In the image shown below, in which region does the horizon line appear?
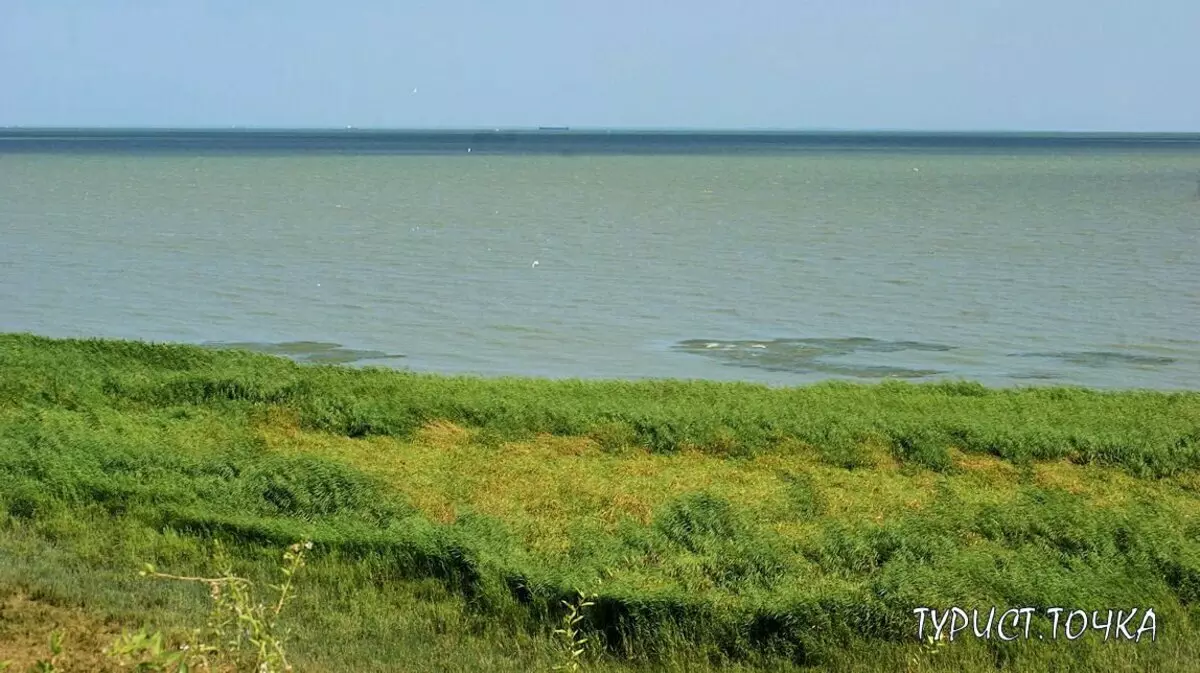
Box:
[4,126,1200,136]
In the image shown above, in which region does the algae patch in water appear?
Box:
[1011,350,1177,368]
[202,341,405,365]
[672,337,951,378]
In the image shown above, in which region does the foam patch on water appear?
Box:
[203,341,405,365]
[672,337,951,378]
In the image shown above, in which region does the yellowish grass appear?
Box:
[253,418,1198,555]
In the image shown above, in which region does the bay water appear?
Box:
[2,137,1197,389]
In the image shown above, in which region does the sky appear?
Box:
[2,1,1198,131]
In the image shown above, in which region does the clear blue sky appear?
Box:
[3,1,1197,131]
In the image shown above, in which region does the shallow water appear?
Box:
[2,146,1198,389]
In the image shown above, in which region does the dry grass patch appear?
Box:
[252,413,1200,567]
[255,417,960,549]
[0,593,124,673]
[952,450,1019,479]
[416,420,473,449]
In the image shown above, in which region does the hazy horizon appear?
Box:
[4,127,1200,134]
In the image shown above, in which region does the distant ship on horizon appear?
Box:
[538,126,570,131]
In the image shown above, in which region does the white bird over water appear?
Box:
[531,260,539,268]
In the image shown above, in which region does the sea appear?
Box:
[2,129,1198,389]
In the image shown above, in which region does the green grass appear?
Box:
[1,332,1199,671]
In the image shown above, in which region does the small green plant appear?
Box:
[109,540,312,673]
[29,630,64,673]
[107,627,208,673]
[552,589,597,672]
[907,633,948,671]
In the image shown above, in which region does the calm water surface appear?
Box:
[2,149,1198,388]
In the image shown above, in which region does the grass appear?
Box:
[1,332,1199,671]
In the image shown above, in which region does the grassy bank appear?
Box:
[1,333,1199,671]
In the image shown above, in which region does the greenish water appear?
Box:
[2,151,1198,388]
